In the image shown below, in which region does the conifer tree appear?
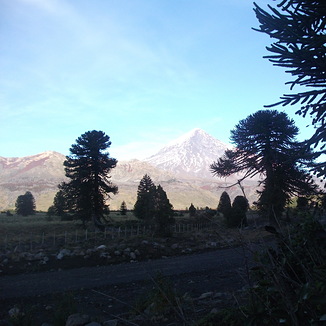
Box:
[188,203,197,217]
[253,0,326,179]
[217,191,232,217]
[134,174,156,222]
[15,191,36,216]
[231,195,249,227]
[120,201,127,215]
[211,110,317,224]
[59,130,118,228]
[52,189,67,218]
[153,185,175,236]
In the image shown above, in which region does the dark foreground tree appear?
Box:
[253,0,326,179]
[15,191,36,216]
[134,174,156,222]
[211,110,317,224]
[59,130,118,228]
[217,191,232,217]
[152,185,175,236]
[134,176,175,235]
[229,195,249,228]
[51,189,68,218]
[188,203,197,217]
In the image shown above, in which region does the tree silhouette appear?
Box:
[15,191,36,216]
[231,195,249,228]
[253,0,326,179]
[120,201,127,215]
[134,174,156,222]
[188,203,197,217]
[51,189,68,218]
[59,130,118,228]
[211,110,317,224]
[217,191,232,217]
[152,185,175,236]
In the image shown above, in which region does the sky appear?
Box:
[0,0,317,160]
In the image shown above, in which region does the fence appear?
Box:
[2,222,216,252]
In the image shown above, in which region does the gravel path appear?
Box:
[0,245,252,299]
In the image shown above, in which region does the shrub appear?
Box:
[225,196,248,228]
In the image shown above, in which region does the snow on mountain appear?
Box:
[144,128,232,179]
[0,130,260,211]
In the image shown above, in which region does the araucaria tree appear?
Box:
[211,110,317,224]
[15,191,36,216]
[58,130,118,228]
[253,0,326,179]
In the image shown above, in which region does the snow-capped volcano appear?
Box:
[144,128,232,179]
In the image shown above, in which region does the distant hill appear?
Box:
[0,129,260,211]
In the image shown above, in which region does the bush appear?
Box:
[224,196,248,228]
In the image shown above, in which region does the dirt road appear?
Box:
[0,245,252,300]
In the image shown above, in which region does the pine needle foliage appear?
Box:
[253,0,326,179]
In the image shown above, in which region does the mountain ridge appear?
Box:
[0,129,258,211]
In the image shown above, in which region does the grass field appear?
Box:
[0,211,205,251]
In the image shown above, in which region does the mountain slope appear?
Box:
[0,130,259,211]
[144,128,232,179]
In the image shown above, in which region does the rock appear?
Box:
[56,249,71,260]
[171,243,179,249]
[65,313,90,326]
[41,256,50,264]
[100,252,111,259]
[96,245,106,250]
[34,252,45,260]
[8,307,20,317]
[134,249,140,256]
[213,292,224,298]
[123,248,131,254]
[129,252,136,260]
[85,323,101,326]
[198,292,214,300]
[210,308,218,314]
[113,250,121,256]
[141,240,149,245]
[103,320,118,326]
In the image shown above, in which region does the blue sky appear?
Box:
[1,0,315,160]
